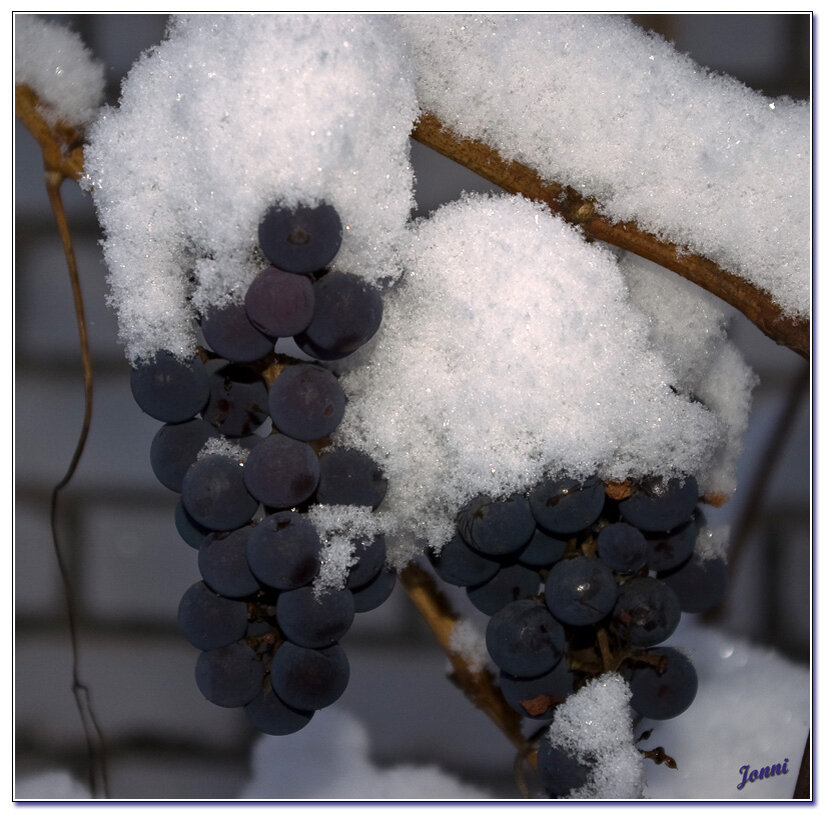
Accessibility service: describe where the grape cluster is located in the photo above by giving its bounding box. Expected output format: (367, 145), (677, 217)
(430, 473), (724, 797)
(129, 201), (395, 734)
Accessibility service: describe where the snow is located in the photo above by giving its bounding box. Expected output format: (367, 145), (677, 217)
(545, 672), (645, 799)
(399, 14), (811, 320)
(336, 193), (736, 561)
(14, 14), (106, 127)
(15, 770), (91, 800)
(82, 14), (419, 364)
(447, 619), (490, 674)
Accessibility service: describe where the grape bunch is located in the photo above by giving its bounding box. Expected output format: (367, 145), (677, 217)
(429, 473), (725, 797)
(129, 201), (396, 734)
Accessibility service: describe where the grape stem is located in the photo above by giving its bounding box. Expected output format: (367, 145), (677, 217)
(412, 112), (809, 360)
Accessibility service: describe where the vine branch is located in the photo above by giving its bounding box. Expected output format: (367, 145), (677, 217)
(412, 113), (809, 360)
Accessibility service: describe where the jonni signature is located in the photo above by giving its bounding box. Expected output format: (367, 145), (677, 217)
(737, 759), (790, 790)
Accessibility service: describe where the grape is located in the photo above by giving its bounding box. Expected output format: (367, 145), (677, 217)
(270, 642), (350, 711)
(149, 419), (220, 492)
(130, 351), (210, 423)
(177, 580), (249, 651)
(544, 556), (617, 626)
(429, 532), (500, 588)
(244, 266), (315, 338)
(351, 568), (396, 613)
(485, 599), (565, 678)
(174, 500), (213, 549)
(529, 475), (604, 535)
(181, 453), (259, 531)
(537, 740), (591, 798)
(596, 522), (648, 574)
(518, 528), (568, 569)
(198, 526), (261, 599)
(276, 586), (355, 649)
(467, 563), (541, 616)
(268, 364), (346, 441)
(658, 553), (728, 613)
(242, 434), (320, 509)
(618, 476), (699, 532)
(200, 300), (275, 363)
(316, 448), (388, 509)
(194, 641), (264, 708)
(246, 511), (322, 590)
(258, 201), (342, 274)
(644, 514), (700, 572)
(499, 661), (575, 720)
(244, 685), (314, 736)
(203, 360), (270, 438)
(627, 647), (698, 720)
(294, 272), (383, 360)
(344, 534), (387, 591)
(613, 576), (681, 647)
(456, 493), (536, 558)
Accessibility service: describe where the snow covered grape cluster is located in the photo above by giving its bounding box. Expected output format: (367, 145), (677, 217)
(431, 474), (727, 797)
(130, 201), (396, 735)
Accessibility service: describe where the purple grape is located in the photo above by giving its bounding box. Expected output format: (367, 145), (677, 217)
(658, 553), (727, 613)
(198, 526), (261, 598)
(130, 351), (210, 423)
(529, 475), (604, 535)
(244, 685), (314, 735)
(344, 534), (386, 591)
(246, 511), (322, 590)
(627, 647), (698, 720)
(467, 564), (541, 616)
(644, 514), (700, 572)
(430, 532), (500, 588)
(174, 500), (213, 549)
(518, 528), (568, 569)
(181, 453), (259, 532)
(150, 419), (220, 492)
(537, 741), (591, 798)
(456, 493), (536, 558)
(270, 642), (350, 711)
(294, 272), (382, 360)
(613, 576), (681, 647)
(177, 580), (249, 651)
(276, 586), (355, 649)
(596, 522), (648, 574)
(242, 434), (320, 509)
(544, 556), (617, 626)
(316, 448), (388, 509)
(244, 266), (315, 338)
(201, 301), (275, 363)
(619, 476), (699, 532)
(203, 360), (269, 438)
(351, 568), (396, 613)
(195, 641), (264, 708)
(258, 202), (342, 274)
(499, 661), (575, 720)
(268, 364), (346, 441)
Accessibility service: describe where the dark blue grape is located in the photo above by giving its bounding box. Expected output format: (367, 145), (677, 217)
(174, 500), (213, 549)
(130, 351), (210, 423)
(258, 202), (342, 274)
(244, 266), (315, 338)
(596, 522), (648, 574)
(485, 599), (565, 678)
(658, 553), (727, 613)
(544, 556), (617, 626)
(618, 476), (699, 532)
(456, 493), (536, 558)
(177, 580), (249, 651)
(203, 360), (269, 438)
(181, 453), (259, 531)
(244, 685), (314, 735)
(201, 301), (275, 363)
(150, 419), (221, 492)
(627, 647), (698, 720)
(499, 661), (575, 720)
(537, 741), (591, 798)
(268, 364), (346, 441)
(430, 532), (500, 588)
(246, 511), (322, 590)
(351, 568), (396, 613)
(467, 564), (541, 616)
(644, 513), (701, 572)
(345, 534), (386, 591)
(270, 642), (350, 711)
(518, 528), (568, 569)
(613, 576), (681, 647)
(529, 475), (604, 535)
(198, 526), (261, 598)
(276, 586), (355, 649)
(194, 641), (264, 708)
(243, 434), (320, 509)
(294, 272), (382, 360)
(316, 448), (388, 509)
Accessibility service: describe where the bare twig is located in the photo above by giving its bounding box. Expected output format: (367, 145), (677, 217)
(412, 113), (809, 360)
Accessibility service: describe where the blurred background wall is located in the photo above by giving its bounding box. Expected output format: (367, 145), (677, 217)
(14, 13), (811, 799)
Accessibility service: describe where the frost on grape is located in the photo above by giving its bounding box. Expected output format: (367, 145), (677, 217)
(336, 194), (738, 565)
(545, 672), (644, 799)
(15, 14), (106, 127)
(399, 13), (811, 320)
(82, 14), (419, 364)
(196, 437), (250, 463)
